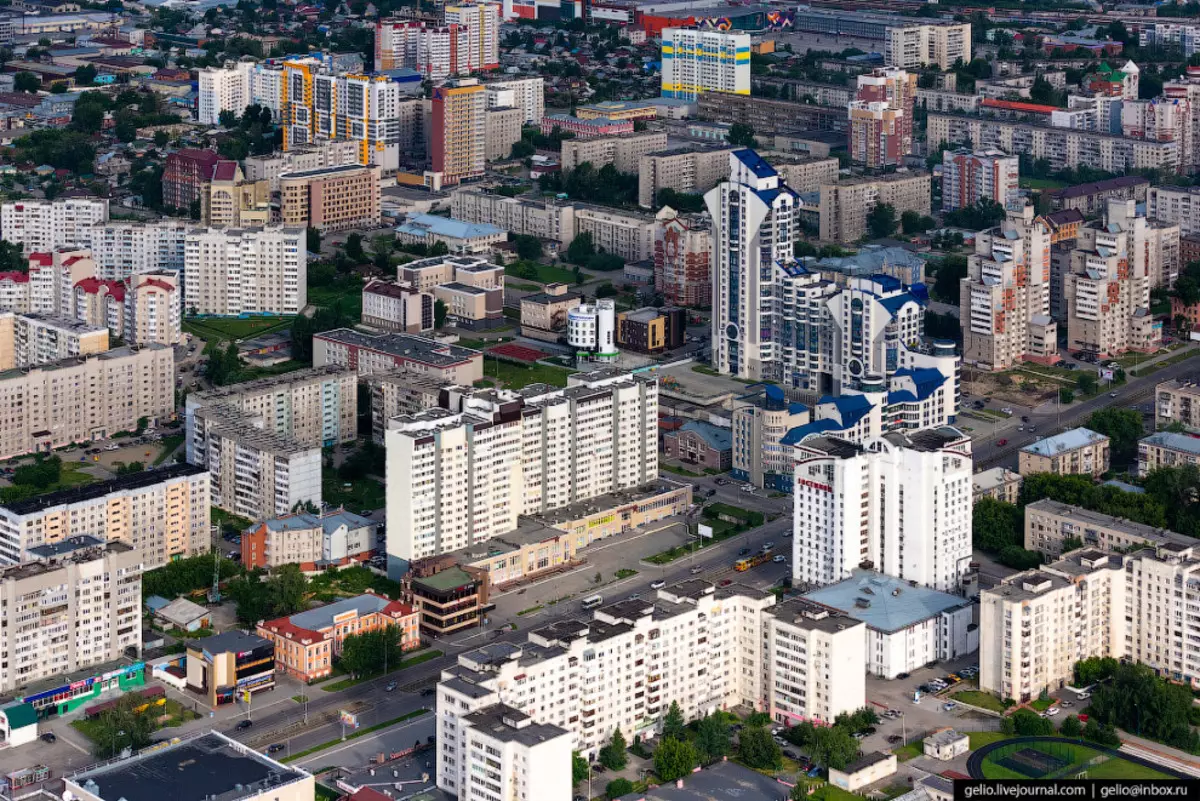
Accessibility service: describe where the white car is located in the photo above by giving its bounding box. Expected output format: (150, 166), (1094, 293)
(772, 555), (786, 563)
(650, 580), (666, 590)
(782, 530), (792, 537)
(1044, 707), (1060, 716)
(740, 484), (755, 492)
(104, 444), (119, 451)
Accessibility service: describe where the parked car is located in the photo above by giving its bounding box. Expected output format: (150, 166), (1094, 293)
(1021, 416), (1030, 423)
(1077, 691), (1091, 699)
(896, 673), (909, 680)
(420, 688), (436, 697)
(996, 439), (1008, 446)
(235, 720), (253, 731)
(864, 727), (877, 735)
(40, 732), (56, 743)
(385, 681), (397, 692)
(740, 484), (755, 492)
(1060, 700), (1072, 708)
(1044, 707), (1060, 717)
(650, 579), (666, 590)
(772, 555), (786, 563)
(783, 749), (799, 760)
(763, 542), (775, 551)
(690, 565), (704, 574)
(942, 702), (957, 712)
(718, 578), (733, 587)
(267, 744), (285, 754)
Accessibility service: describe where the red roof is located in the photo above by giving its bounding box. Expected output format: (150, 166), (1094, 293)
(62, 255), (85, 266)
(486, 342), (548, 363)
(74, 277), (125, 301)
(170, 148), (220, 168)
(383, 600), (416, 618)
(260, 617), (324, 644)
(0, 271), (28, 283)
(981, 98), (1059, 115)
(137, 277), (176, 293)
(27, 252), (51, 267)
(212, 160), (239, 181)
(346, 790), (393, 801)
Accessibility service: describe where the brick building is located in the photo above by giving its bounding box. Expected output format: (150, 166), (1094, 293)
(163, 148), (220, 211)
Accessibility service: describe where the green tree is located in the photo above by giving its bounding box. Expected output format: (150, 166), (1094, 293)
(71, 99), (106, 134)
(1076, 372), (1098, 396)
(88, 694), (157, 757)
(737, 725), (782, 770)
(662, 700), (686, 741)
(513, 234), (543, 261)
(866, 203), (897, 239)
(339, 626), (403, 677)
(346, 233), (365, 262)
(809, 724), (859, 771)
(1009, 708), (1055, 736)
(599, 728), (628, 770)
(434, 299), (448, 328)
(306, 226), (322, 253)
(694, 713), (732, 762)
(653, 736), (698, 782)
(1059, 387), (1075, 404)
(1060, 714), (1082, 737)
(153, 130), (170, 148)
(932, 255), (968, 305)
(114, 461), (146, 475)
(510, 139), (535, 159)
(1087, 408), (1145, 467)
(605, 778), (633, 799)
(74, 64), (98, 85)
(900, 210), (925, 235)
(572, 751), (589, 786)
(791, 780), (813, 800)
(13, 72), (39, 93)
(429, 240), (450, 257)
(973, 497), (1023, 554)
(727, 122), (758, 148)
(567, 231), (596, 264)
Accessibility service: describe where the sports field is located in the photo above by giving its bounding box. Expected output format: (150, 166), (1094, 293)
(979, 740), (1172, 780)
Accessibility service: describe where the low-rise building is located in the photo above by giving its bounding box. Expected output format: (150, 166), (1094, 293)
(361, 279), (434, 333)
(540, 114), (633, 138)
(241, 510), (376, 572)
(923, 729), (969, 761)
(394, 213), (505, 255)
(573, 206), (655, 262)
(186, 631), (276, 707)
(408, 564), (490, 636)
(519, 285), (583, 343)
(257, 593), (419, 682)
(1155, 378), (1200, 430)
(1048, 175), (1150, 215)
(1019, 427), (1111, 477)
(314, 328), (484, 383)
(830, 753), (897, 793)
(616, 306), (685, 354)
(972, 467), (1024, 505)
(1025, 498), (1195, 558)
(663, 420), (732, 471)
(1137, 431), (1200, 476)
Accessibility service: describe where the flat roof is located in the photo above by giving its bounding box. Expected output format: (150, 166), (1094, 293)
(463, 703), (569, 746)
(188, 630), (271, 655)
(0, 463), (207, 516)
(840, 751), (895, 775)
(190, 366), (350, 405)
(317, 328), (481, 367)
(802, 570), (969, 633)
(614, 760), (791, 801)
(69, 731), (308, 801)
(280, 163), (375, 179)
(1026, 498), (1193, 546)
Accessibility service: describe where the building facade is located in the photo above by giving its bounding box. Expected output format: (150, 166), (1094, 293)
(652, 207), (711, 307)
(941, 149), (1019, 212)
(660, 28), (750, 102)
(1018, 427), (1111, 477)
(183, 227), (307, 316)
(0, 198), (109, 254)
(279, 165), (381, 233)
(431, 79), (487, 186)
(242, 510), (376, 572)
(314, 328), (484, 383)
(818, 172), (932, 244)
(849, 68), (915, 169)
(1156, 379), (1200, 429)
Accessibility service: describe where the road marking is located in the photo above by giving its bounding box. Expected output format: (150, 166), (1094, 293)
(294, 715), (431, 766)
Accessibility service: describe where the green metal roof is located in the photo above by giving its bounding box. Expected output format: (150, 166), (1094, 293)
(0, 701), (37, 729)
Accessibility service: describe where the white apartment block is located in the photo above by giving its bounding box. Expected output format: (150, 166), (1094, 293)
(385, 370), (658, 564)
(661, 28), (750, 102)
(71, 270), (182, 348)
(443, 2), (501, 70)
(243, 140), (363, 193)
(961, 203), (1056, 371)
(185, 366), (358, 463)
(0, 198), (109, 254)
(0, 536), (142, 695)
(1141, 24), (1200, 58)
(79, 220), (190, 281)
(450, 187), (576, 244)
(0, 344), (174, 461)
(27, 248), (96, 318)
(7, 313), (108, 369)
(437, 580), (863, 773)
(0, 464), (210, 568)
(439, 704), (571, 801)
(941, 148), (1019, 213)
(483, 76), (545, 124)
(572, 206), (655, 263)
(792, 429), (973, 593)
(1147, 184), (1200, 238)
(183, 227), (306, 316)
(198, 61), (255, 126)
(190, 405), (322, 522)
(374, 20), (471, 79)
(885, 22), (971, 71)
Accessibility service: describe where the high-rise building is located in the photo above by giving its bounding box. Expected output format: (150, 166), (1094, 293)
(660, 28), (750, 102)
(440, 704), (572, 801)
(198, 61), (255, 126)
(385, 370), (658, 568)
(818, 172), (932, 243)
(961, 202), (1057, 371)
(884, 22), (971, 71)
(183, 227), (307, 316)
(443, 2), (500, 71)
(0, 536), (142, 695)
(706, 149), (797, 381)
(374, 19), (471, 79)
(1, 198), (109, 253)
(27, 248), (96, 317)
(791, 428), (973, 593)
(0, 464), (210, 568)
(431, 78), (487, 186)
(849, 68), (915, 168)
(637, 147), (736, 209)
(3, 312), (108, 369)
(653, 206), (711, 307)
(243, 140), (364, 193)
(483, 76), (544, 124)
(279, 165), (382, 233)
(78, 220), (190, 281)
(941, 148), (1020, 212)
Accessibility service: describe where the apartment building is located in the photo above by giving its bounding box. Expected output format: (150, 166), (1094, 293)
(362, 279), (433, 333)
(884, 21), (971, 70)
(242, 510), (376, 572)
(242, 141), (362, 193)
(279, 165), (381, 233)
(731, 385), (810, 491)
(440, 704), (571, 801)
(0, 198), (109, 253)
(849, 68), (916, 169)
(1156, 378), (1200, 429)
(0, 536), (141, 695)
(1137, 431), (1200, 476)
(26, 249), (97, 318)
(927, 113), (1181, 175)
(183, 227), (306, 316)
(791, 429), (973, 593)
(485, 106), (523, 161)
(444, 2), (500, 71)
(483, 76), (544, 125)
(431, 78), (487, 186)
(979, 548), (1125, 702)
(258, 592), (418, 682)
(941, 149), (1019, 212)
(560, 131), (668, 173)
(652, 207), (710, 307)
(818, 172), (931, 244)
(198, 60), (254, 125)
(1025, 498), (1196, 559)
(775, 157), (841, 194)
(764, 598), (867, 726)
(961, 203), (1056, 371)
(661, 28), (750, 102)
(314, 328), (483, 383)
(1019, 427), (1111, 477)
(78, 220), (190, 281)
(0, 344), (174, 460)
(1049, 175), (1150, 215)
(190, 405), (322, 521)
(374, 19), (472, 79)
(185, 367), (358, 463)
(0, 464), (210, 568)
(972, 467), (1023, 505)
(450, 187), (576, 245)
(697, 93), (849, 137)
(72, 271), (181, 347)
(385, 369), (658, 564)
(637, 147), (734, 209)
(202, 161), (270, 228)
(573, 206), (655, 262)
(164, 149), (221, 211)
(6, 313), (107, 369)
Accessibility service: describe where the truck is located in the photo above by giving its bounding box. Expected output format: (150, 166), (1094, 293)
(735, 550), (772, 571)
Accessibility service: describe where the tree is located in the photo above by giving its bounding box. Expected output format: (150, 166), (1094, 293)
(791, 780), (813, 800)
(306, 227), (322, 253)
(932, 255), (968, 305)
(653, 736), (698, 782)
(513, 234), (543, 261)
(434, 299), (448, 328)
(1009, 708), (1055, 736)
(900, 210), (925, 235)
(738, 725), (782, 770)
(88, 694), (157, 757)
(973, 497), (1023, 554)
(866, 203), (897, 239)
(596, 283), (618, 298)
(694, 713), (732, 762)
(219, 109), (239, 128)
(71, 100), (105, 134)
(510, 139), (535, 159)
(1059, 387), (1075, 404)
(1060, 714), (1083, 737)
(429, 240), (450, 257)
(1076, 372), (1098, 396)
(567, 231), (596, 264)
(810, 725), (859, 771)
(572, 751), (589, 786)
(656, 188), (705, 214)
(727, 122), (758, 148)
(74, 64), (98, 86)
(13, 72), (39, 93)
(339, 626), (403, 677)
(153, 130), (170, 148)
(605, 778), (633, 799)
(114, 461), (146, 475)
(1087, 408), (1145, 467)
(662, 700), (686, 741)
(599, 728), (628, 770)
(345, 233), (365, 262)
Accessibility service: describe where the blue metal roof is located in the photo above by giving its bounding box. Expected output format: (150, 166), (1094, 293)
(782, 394), (872, 445)
(286, 593), (399, 633)
(396, 213), (504, 241)
(677, 420), (733, 452)
(802, 570), (969, 633)
(733, 148), (777, 179)
(1021, 427), (1108, 457)
(1141, 431), (1200, 456)
(889, 367), (945, 404)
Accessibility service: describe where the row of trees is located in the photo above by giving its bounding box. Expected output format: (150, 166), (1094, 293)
(565, 231), (624, 272)
(1090, 662), (1200, 752)
(142, 551), (242, 600)
(538, 162), (638, 207)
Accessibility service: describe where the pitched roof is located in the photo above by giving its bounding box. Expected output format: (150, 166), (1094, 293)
(802, 569), (969, 633)
(1021, 427), (1109, 456)
(675, 420), (732, 451)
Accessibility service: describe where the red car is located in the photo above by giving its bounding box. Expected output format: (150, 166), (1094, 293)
(996, 438), (1008, 446)
(718, 579), (733, 587)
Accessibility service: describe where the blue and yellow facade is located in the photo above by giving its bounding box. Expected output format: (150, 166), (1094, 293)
(661, 28), (751, 102)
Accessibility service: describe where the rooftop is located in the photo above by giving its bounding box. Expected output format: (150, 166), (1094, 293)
(68, 731), (308, 801)
(1, 463), (207, 516)
(1141, 431), (1200, 456)
(1049, 175), (1149, 200)
(316, 329), (481, 367)
(802, 570), (970, 633)
(768, 597), (864, 635)
(190, 366), (351, 405)
(284, 593), (411, 634)
(412, 566), (480, 593)
(614, 760), (789, 801)
(196, 406), (316, 457)
(280, 163), (376, 180)
(840, 751), (896, 775)
(973, 466), (1023, 494)
(673, 420), (732, 452)
(396, 213), (505, 241)
(189, 630), (271, 655)
(1027, 498), (1194, 547)
(464, 703), (569, 747)
(1021, 427), (1109, 457)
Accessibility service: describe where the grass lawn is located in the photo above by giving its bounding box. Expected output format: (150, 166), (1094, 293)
(1030, 698), (1054, 712)
(456, 336), (513, 351)
(504, 263), (577, 284)
(968, 731), (1009, 750)
(292, 695), (309, 704)
(322, 474), (386, 513)
(212, 507), (254, 537)
(692, 364), (721, 376)
(183, 316), (294, 343)
(892, 741), (922, 761)
(1020, 177), (1068, 190)
(308, 283), (363, 318)
(59, 462), (96, 487)
(1132, 347), (1200, 377)
(614, 568), (638, 580)
(154, 433), (186, 465)
(661, 463), (703, 477)
(815, 784), (862, 801)
(315, 785), (340, 801)
(232, 360), (308, 383)
(1081, 757), (1172, 779)
(951, 690), (1007, 713)
(479, 357), (575, 389)
(506, 281), (541, 292)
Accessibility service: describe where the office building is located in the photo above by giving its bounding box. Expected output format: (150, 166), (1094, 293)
(885, 21), (971, 70)
(443, 2), (500, 71)
(972, 467), (1023, 505)
(279, 164), (381, 233)
(483, 76), (544, 125)
(0, 344), (174, 461)
(198, 61), (254, 125)
(183, 227), (307, 316)
(961, 203), (1056, 371)
(186, 631), (276, 706)
(1155, 378), (1200, 429)
(431, 78), (487, 186)
(792, 428), (973, 593)
(0, 197), (109, 253)
(406, 563), (490, 636)
(616, 306), (684, 354)
(1019, 427), (1111, 477)
(243, 140), (363, 193)
(1137, 431), (1200, 476)
(561, 131), (668, 173)
(849, 68), (915, 169)
(653, 207), (711, 307)
(257, 592), (419, 682)
(1025, 498), (1196, 559)
(385, 370), (658, 565)
(818, 172), (932, 244)
(801, 570), (977, 679)
(637, 147), (735, 208)
(314, 328), (484, 383)
(242, 510), (377, 572)
(189, 405), (322, 522)
(362, 279), (434, 333)
(0, 536), (141, 694)
(450, 187), (576, 244)
(5, 313), (107, 369)
(163, 149), (221, 211)
(185, 367), (358, 463)
(660, 27), (750, 102)
(0, 464), (210, 568)
(941, 149), (1020, 212)
(65, 732), (313, 801)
